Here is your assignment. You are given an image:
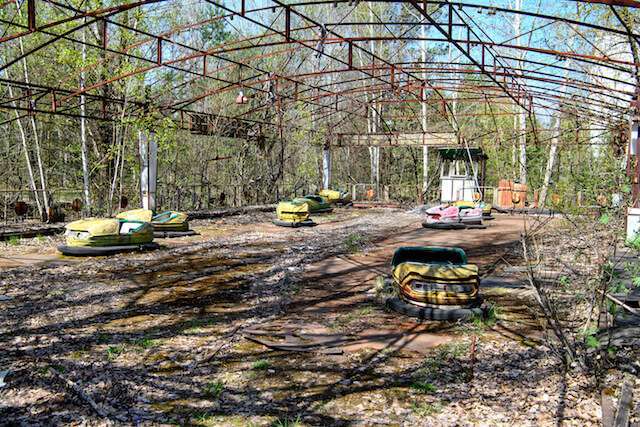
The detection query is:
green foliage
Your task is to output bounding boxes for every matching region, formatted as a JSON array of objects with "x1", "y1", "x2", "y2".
[
  {"x1": 411, "y1": 381, "x2": 437, "y2": 394},
  {"x1": 203, "y1": 381, "x2": 224, "y2": 399},
  {"x1": 418, "y1": 342, "x2": 469, "y2": 375},
  {"x1": 106, "y1": 344, "x2": 125, "y2": 360},
  {"x1": 132, "y1": 337, "x2": 157, "y2": 349},
  {"x1": 467, "y1": 305, "x2": 498, "y2": 331},
  {"x1": 344, "y1": 233, "x2": 367, "y2": 252},
  {"x1": 585, "y1": 335, "x2": 600, "y2": 349},
  {"x1": 580, "y1": 326, "x2": 600, "y2": 350},
  {"x1": 251, "y1": 359, "x2": 271, "y2": 371},
  {"x1": 627, "y1": 234, "x2": 640, "y2": 252},
  {"x1": 271, "y1": 416, "x2": 302, "y2": 427},
  {"x1": 6, "y1": 236, "x2": 20, "y2": 246}
]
